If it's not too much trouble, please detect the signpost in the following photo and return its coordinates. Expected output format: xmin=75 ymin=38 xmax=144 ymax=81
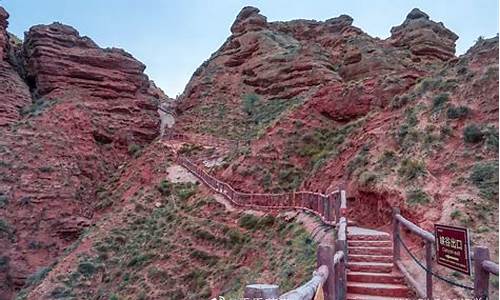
xmin=435 ymin=224 xmax=471 ymax=275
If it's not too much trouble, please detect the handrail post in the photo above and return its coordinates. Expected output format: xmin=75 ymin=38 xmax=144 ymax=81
xmin=392 ymin=207 xmax=401 ymax=267
xmin=334 ymin=191 xmax=340 ymax=223
xmin=317 ymin=244 xmax=335 ymax=300
xmin=425 ymin=240 xmax=433 ymax=299
xmin=474 ymin=246 xmax=490 ymax=300
xmin=336 ymin=255 xmax=346 ymax=300
xmin=244 ymin=284 xmax=279 ymax=299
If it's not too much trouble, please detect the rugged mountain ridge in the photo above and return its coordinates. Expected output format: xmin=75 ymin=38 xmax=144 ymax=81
xmin=0 ymin=6 xmax=163 ymax=298
xmin=175 ymin=8 xmax=498 ymax=295
xmin=0 ymin=5 xmax=497 ymax=299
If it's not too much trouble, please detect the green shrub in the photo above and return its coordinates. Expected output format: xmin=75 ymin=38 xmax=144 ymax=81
xmin=26 ymin=266 xmax=51 ymax=286
xmin=432 ymin=93 xmax=449 ymax=110
xmin=258 ymin=215 xmax=276 ymax=227
xmin=447 ymin=106 xmax=470 ymax=119
xmin=157 ymin=180 xmax=171 ymax=196
xmin=174 ymin=183 xmax=197 ymax=201
xmin=178 ymin=143 xmax=203 ymax=155
xmin=127 ymin=144 xmax=142 ymax=158
xmin=190 ymin=250 xmax=218 ymax=266
xmin=226 ymin=228 xmax=250 ymax=246
xmin=238 ymin=214 xmax=260 ymax=230
xmin=390 ymin=95 xmax=409 ymax=109
xmin=77 ymin=261 xmax=96 ymax=276
xmin=378 ymin=150 xmax=397 ymax=167
xmin=128 ymin=254 xmax=151 ymax=267
xmin=450 ymin=210 xmax=462 ymax=220
xmin=485 ymin=126 xmax=499 ymax=151
xmin=359 ymin=171 xmax=378 ymax=186
xmin=38 ymin=166 xmax=53 ymax=173
xmin=20 ymin=99 xmax=53 ymax=117
xmin=0 ymin=256 xmax=9 ymax=271
xmin=470 ymin=161 xmax=499 ymax=200
xmin=242 ymin=93 xmax=259 ymax=115
xmin=406 ymin=189 xmax=430 ymax=205
xmin=261 ymin=173 xmax=272 ymax=189
xmin=463 ymin=124 xmax=484 ymax=143
xmin=0 ymin=193 xmax=8 ymax=208
xmin=347 ymin=146 xmax=369 ymax=175
xmin=0 ymin=219 xmax=13 ymax=239
xmin=398 ymin=159 xmax=426 ymax=181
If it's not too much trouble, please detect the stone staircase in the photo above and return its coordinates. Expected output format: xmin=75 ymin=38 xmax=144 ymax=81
xmin=346 ymin=227 xmax=412 ymax=299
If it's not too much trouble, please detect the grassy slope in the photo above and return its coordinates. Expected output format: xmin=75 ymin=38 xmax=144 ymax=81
xmin=19 ymin=143 xmax=317 ymax=299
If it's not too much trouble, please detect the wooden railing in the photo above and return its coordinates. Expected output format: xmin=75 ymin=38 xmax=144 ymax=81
xmin=393 ymin=208 xmax=499 ymax=299
xmin=176 ymin=155 xmax=348 ymax=300
xmin=474 ymin=246 xmax=499 ymax=299
xmin=176 ymin=155 xmax=344 ymax=225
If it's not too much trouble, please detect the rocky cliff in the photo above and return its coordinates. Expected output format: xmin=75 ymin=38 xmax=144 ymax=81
xmin=175 ymin=6 xmax=498 ymax=280
xmin=0 ymin=7 xmax=162 ymax=298
xmin=0 ymin=5 xmax=498 ymax=300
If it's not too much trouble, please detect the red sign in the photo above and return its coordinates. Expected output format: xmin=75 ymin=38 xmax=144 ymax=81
xmin=435 ymin=224 xmax=471 ymax=275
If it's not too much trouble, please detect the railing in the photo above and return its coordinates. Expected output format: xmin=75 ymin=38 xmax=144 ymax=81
xmin=393 ymin=208 xmax=499 ymax=299
xmin=176 ymin=155 xmax=344 ymax=225
xmin=243 ymin=241 xmax=347 ymax=300
xmin=474 ymin=246 xmax=499 ymax=299
xmin=176 ymin=155 xmax=348 ymax=300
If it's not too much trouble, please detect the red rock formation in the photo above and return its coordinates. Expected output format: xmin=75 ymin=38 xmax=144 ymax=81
xmin=23 ymin=22 xmax=150 ymax=99
xmin=0 ymin=7 xmax=32 ymax=126
xmin=175 ymin=7 xmax=498 ymax=263
xmin=0 ymin=7 xmax=161 ymax=298
xmin=389 ymin=8 xmax=458 ymax=61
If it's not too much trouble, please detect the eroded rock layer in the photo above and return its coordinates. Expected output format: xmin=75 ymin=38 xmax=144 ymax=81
xmin=0 ymin=7 xmax=161 ymax=298
xmin=0 ymin=7 xmax=32 ymax=126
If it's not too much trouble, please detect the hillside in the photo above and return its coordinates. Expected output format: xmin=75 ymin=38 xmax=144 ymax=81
xmin=0 ymin=4 xmax=498 ymax=300
xmin=176 ymin=6 xmax=499 ymax=264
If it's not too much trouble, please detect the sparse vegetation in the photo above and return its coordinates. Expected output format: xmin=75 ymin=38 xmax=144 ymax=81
xmin=469 ymin=161 xmax=499 ymax=200
xmin=38 ymin=173 xmax=316 ymax=299
xmin=0 ymin=193 xmax=8 ymax=208
xmin=398 ymin=159 xmax=426 ymax=181
xmin=359 ymin=171 xmax=378 ymax=186
xmin=390 ymin=95 xmax=410 ymax=109
xmin=25 ymin=266 xmax=51 ymax=286
xmin=127 ymin=144 xmax=142 ymax=158
xmin=178 ymin=143 xmax=203 ymax=156
xmin=432 ymin=93 xmax=449 ymax=110
xmin=450 ymin=210 xmax=462 ymax=220
xmin=0 ymin=218 xmax=13 ymax=240
xmin=242 ymin=93 xmax=260 ymax=116
xmin=447 ymin=106 xmax=470 ymax=119
xmin=157 ymin=180 xmax=171 ymax=196
xmin=406 ymin=188 xmax=430 ymax=205
xmin=20 ymin=99 xmax=54 ymax=117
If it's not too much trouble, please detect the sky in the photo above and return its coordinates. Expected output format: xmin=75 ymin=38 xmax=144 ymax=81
xmin=1 ymin=0 xmax=498 ymax=97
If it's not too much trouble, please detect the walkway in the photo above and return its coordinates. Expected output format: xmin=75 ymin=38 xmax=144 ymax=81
xmin=347 ymin=227 xmax=412 ymax=299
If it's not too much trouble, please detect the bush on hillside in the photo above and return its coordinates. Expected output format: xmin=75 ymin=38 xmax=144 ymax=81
xmin=463 ymin=124 xmax=484 ymax=143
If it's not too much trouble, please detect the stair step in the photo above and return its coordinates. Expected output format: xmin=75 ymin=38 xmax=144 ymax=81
xmin=348 ymin=262 xmax=393 ymax=273
xmin=348 ymin=271 xmax=405 ymax=284
xmin=349 ymin=246 xmax=393 ymax=256
xmin=349 ymin=254 xmax=393 ymax=263
xmin=347 ymin=293 xmax=411 ymax=300
xmin=347 ymin=282 xmax=410 ymax=298
xmin=348 ymin=234 xmax=391 ymax=241
xmin=348 ymin=240 xmax=392 ymax=247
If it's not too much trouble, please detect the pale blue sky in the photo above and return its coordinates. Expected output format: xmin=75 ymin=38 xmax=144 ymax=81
xmin=1 ymin=0 xmax=498 ymax=97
